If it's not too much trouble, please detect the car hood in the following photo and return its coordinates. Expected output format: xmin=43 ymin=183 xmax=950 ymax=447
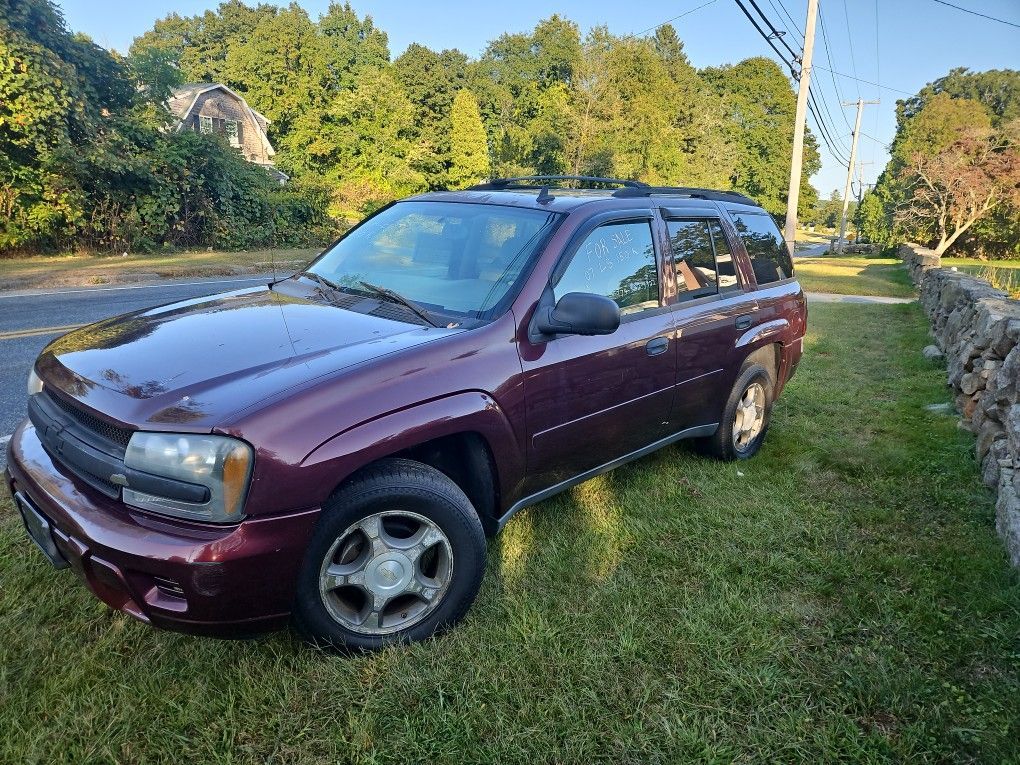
xmin=36 ymin=285 xmax=454 ymax=431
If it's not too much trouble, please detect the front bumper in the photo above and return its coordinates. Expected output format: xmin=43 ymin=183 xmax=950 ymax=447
xmin=5 ymin=420 xmax=320 ymax=637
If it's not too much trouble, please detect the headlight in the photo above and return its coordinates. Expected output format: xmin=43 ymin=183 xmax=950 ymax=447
xmin=27 ymin=368 xmax=43 ymax=396
xmin=123 ymin=432 xmax=254 ymax=523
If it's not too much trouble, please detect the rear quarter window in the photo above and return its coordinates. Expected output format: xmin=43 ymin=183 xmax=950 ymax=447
xmin=731 ymin=212 xmax=794 ymax=285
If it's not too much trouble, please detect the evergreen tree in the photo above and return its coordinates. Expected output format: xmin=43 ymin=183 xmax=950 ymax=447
xmin=448 ymin=90 xmax=490 ymax=189
xmin=393 ymin=43 xmax=469 ymax=185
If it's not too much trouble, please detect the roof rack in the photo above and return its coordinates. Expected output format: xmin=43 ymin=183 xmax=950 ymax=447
xmin=468 ymin=175 xmax=649 ymax=191
xmin=464 ymin=176 xmax=760 ymax=208
xmin=612 ymin=186 xmax=759 ymax=206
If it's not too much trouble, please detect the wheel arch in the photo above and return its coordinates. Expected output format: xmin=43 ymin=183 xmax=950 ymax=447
xmin=300 ymin=392 xmax=522 ymax=536
xmin=739 ymin=340 xmax=781 ymax=384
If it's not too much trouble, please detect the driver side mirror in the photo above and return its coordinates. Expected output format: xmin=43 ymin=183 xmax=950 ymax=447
xmin=534 ymin=292 xmax=621 ymax=337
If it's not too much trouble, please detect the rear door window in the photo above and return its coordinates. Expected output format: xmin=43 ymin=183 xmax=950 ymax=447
xmin=731 ymin=212 xmax=794 ymax=285
xmin=667 ymin=220 xmax=717 ymax=301
xmin=711 ymin=221 xmax=739 ymax=290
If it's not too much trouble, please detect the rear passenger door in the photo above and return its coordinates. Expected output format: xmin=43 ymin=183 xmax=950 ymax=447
xmin=661 ymin=209 xmax=758 ymax=429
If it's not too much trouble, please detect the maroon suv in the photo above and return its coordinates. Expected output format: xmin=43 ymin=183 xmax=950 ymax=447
xmin=7 ymin=176 xmax=806 ymax=650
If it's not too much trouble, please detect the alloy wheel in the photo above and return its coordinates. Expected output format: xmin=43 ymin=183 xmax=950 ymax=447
xmin=318 ymin=511 xmax=454 ymax=636
xmin=732 ymin=381 xmax=766 ymax=450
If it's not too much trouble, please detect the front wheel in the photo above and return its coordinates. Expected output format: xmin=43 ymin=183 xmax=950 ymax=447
xmin=293 ymin=458 xmax=486 ymax=651
xmin=699 ymin=363 xmax=775 ymax=460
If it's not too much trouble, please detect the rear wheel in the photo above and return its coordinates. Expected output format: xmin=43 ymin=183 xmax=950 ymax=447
xmin=293 ymin=458 xmax=486 ymax=651
xmin=699 ymin=362 xmax=774 ymax=460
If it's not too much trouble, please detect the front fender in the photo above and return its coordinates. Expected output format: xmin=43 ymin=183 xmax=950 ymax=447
xmin=290 ymin=391 xmax=524 ymax=513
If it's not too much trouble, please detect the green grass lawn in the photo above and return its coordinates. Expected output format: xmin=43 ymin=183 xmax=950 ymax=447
xmin=795 ymin=256 xmax=916 ymax=298
xmin=0 ymin=247 xmax=323 ymax=291
xmin=2 ymin=302 xmax=1018 ymax=762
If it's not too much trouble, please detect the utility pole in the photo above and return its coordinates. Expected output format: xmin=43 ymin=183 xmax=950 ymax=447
xmin=836 ymin=99 xmax=879 ymax=251
xmin=782 ymin=0 xmax=818 ymax=255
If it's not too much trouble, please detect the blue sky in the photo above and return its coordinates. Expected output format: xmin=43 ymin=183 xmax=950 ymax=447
xmin=55 ymin=0 xmax=1020 ymax=197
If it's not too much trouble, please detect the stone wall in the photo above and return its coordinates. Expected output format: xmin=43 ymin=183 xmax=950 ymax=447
xmin=900 ymin=243 xmax=1020 ymax=566
xmin=901 ymin=245 xmax=1020 ymax=571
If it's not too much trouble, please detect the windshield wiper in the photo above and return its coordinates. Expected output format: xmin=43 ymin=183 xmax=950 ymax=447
xmin=299 ymin=270 xmax=346 ymax=303
xmin=358 ymin=280 xmax=441 ymax=328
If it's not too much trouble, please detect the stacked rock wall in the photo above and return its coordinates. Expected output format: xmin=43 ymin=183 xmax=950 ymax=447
xmin=900 ymin=243 xmax=1020 ymax=566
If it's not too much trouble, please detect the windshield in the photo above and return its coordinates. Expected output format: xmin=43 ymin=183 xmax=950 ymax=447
xmin=307 ymin=201 xmax=562 ymax=319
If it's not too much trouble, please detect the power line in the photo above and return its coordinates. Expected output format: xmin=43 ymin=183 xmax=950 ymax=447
xmin=841 ymin=0 xmax=862 ymax=99
xmin=859 ymin=129 xmax=889 ymax=148
xmin=817 ymin=6 xmax=855 ymax=130
xmin=930 ymin=0 xmax=1020 ymax=29
xmin=808 ymin=90 xmax=851 ymax=163
xmin=808 ymin=94 xmax=851 ymax=165
xmin=744 ymin=0 xmax=801 ymax=60
xmin=814 ymin=65 xmax=914 ymax=96
xmin=730 ymin=0 xmax=850 ymax=167
xmin=732 ymin=0 xmax=798 ymax=75
xmin=811 ymin=78 xmax=854 ymax=154
xmin=624 ymin=0 xmax=721 ymax=40
xmin=768 ymin=0 xmax=804 ymax=39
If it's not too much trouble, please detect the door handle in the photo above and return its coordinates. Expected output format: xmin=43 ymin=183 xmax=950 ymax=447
xmin=735 ymin=314 xmax=753 ymax=330
xmin=645 ymin=336 xmax=669 ymax=356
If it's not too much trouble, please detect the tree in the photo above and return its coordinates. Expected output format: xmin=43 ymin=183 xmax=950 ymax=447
xmin=895 ymin=115 xmax=1020 ymax=255
xmin=393 ymin=43 xmax=469 ymax=184
xmin=223 ymin=4 xmax=317 ymax=134
xmin=448 ymin=89 xmax=491 ymax=188
xmin=854 ymin=189 xmax=892 ymax=244
xmin=1 ymin=0 xmax=329 ymax=252
xmin=313 ymin=2 xmax=390 ymax=95
xmin=704 ymin=57 xmax=820 ymax=217
xmin=898 ymin=67 xmax=1020 ymax=128
xmin=129 ymin=2 xmax=277 ymax=86
xmin=872 ymin=70 xmax=1020 ymax=258
xmin=303 ymin=68 xmax=425 ymax=220
xmin=1 ymin=0 xmax=133 ymax=247
xmin=8 ymin=1 xmax=838 ymax=253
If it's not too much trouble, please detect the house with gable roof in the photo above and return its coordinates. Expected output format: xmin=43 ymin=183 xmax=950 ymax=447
xmin=166 ymin=83 xmax=289 ymax=184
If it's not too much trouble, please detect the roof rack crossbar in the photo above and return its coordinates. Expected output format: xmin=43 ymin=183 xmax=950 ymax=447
xmin=611 ymin=186 xmax=758 ymax=206
xmin=468 ymin=175 xmax=649 ymax=191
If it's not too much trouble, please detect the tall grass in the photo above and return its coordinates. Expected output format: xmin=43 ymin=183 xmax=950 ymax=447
xmin=975 ymin=265 xmax=1020 ymax=298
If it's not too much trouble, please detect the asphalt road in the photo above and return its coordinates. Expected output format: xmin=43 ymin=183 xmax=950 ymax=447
xmin=0 ymin=275 xmax=275 ymax=472
xmin=794 ymin=242 xmax=830 ymax=258
xmin=0 ymin=264 xmax=895 ymax=474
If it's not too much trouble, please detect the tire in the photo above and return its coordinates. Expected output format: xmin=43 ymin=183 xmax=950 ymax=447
xmin=293 ymin=458 xmax=486 ymax=652
xmin=699 ymin=362 xmax=775 ymax=461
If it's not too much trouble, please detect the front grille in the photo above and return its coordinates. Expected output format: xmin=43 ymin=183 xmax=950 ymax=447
xmin=79 ymin=467 xmax=122 ymax=498
xmin=47 ymin=391 xmax=133 ymax=447
xmin=30 ymin=391 xmax=133 ymax=500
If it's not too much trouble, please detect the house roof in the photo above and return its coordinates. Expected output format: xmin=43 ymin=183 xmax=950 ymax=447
xmin=167 ymin=82 xmax=275 ymax=158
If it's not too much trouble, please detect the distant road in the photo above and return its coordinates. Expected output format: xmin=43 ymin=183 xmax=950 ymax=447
xmin=795 ymin=242 xmax=830 ymax=258
xmin=0 ymin=269 xmax=896 ymax=473
xmin=0 ymin=275 xmax=275 ymax=472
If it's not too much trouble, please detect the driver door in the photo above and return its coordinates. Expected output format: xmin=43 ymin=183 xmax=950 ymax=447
xmin=518 ymin=213 xmax=678 ymax=494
